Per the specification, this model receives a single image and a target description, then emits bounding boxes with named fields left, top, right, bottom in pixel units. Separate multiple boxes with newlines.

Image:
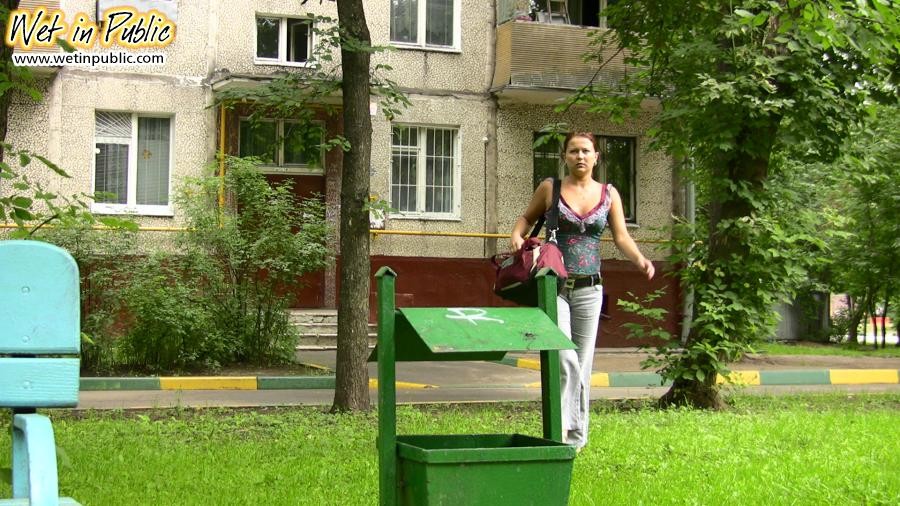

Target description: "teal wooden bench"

left=1, top=241, right=81, bottom=506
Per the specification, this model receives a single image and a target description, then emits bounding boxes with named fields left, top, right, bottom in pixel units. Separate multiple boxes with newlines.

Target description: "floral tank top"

left=547, top=184, right=612, bottom=276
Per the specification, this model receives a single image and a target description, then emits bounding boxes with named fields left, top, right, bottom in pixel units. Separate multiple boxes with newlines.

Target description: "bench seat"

left=2, top=241, right=82, bottom=506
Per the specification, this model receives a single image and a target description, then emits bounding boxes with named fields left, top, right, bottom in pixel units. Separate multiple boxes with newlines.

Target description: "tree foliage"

left=219, top=2, right=408, bottom=411
left=215, top=13, right=409, bottom=161
left=40, top=158, right=329, bottom=374
left=173, top=157, right=331, bottom=367
left=1, top=4, right=132, bottom=236
left=573, top=0, right=899, bottom=407
left=817, top=106, right=900, bottom=346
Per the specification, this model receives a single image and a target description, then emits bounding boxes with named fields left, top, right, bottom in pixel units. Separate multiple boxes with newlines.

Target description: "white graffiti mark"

left=445, top=308, right=505, bottom=326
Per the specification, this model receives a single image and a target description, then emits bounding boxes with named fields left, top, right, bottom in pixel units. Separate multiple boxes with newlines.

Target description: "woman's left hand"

left=639, top=257, right=655, bottom=280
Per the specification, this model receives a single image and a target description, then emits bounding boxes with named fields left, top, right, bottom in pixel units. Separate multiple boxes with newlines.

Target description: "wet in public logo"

left=5, top=5, right=176, bottom=51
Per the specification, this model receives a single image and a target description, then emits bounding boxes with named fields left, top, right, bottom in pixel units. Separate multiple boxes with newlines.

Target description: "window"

left=566, top=0, right=619, bottom=28
left=532, top=132, right=636, bottom=222
left=532, top=135, right=563, bottom=189
left=391, top=125, right=459, bottom=218
left=390, top=0, right=460, bottom=50
left=239, top=119, right=323, bottom=173
left=255, top=16, right=312, bottom=64
left=93, top=111, right=172, bottom=216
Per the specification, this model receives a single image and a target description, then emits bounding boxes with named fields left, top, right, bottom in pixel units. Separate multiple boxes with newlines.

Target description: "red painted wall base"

left=359, top=256, right=680, bottom=348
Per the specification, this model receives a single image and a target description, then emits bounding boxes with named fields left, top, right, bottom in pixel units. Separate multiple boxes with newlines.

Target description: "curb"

left=79, top=368, right=900, bottom=391
left=495, top=358, right=900, bottom=387
left=79, top=376, right=437, bottom=391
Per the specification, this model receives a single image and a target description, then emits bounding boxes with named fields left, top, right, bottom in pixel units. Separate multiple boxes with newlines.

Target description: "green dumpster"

left=374, top=267, right=577, bottom=506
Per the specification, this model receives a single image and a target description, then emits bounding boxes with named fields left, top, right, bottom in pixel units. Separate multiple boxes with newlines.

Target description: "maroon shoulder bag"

left=492, top=178, right=568, bottom=306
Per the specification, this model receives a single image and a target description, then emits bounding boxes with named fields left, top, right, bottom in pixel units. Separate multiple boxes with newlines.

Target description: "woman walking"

left=510, top=132, right=655, bottom=448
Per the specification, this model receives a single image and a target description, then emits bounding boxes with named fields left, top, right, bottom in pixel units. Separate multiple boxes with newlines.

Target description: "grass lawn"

left=2, top=394, right=898, bottom=505
left=756, top=341, right=900, bottom=358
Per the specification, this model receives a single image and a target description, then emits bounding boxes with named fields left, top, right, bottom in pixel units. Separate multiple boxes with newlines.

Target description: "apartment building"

left=7, top=0, right=680, bottom=345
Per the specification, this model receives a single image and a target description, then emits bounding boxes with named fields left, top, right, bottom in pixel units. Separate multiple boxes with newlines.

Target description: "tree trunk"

left=331, top=0, right=373, bottom=412
left=0, top=0, right=23, bottom=162
left=861, top=308, right=868, bottom=344
left=867, top=296, right=879, bottom=350
left=659, top=374, right=728, bottom=410
left=661, top=120, right=778, bottom=409
left=846, top=295, right=861, bottom=344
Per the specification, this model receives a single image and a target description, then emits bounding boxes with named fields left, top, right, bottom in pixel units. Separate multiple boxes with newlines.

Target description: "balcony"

left=491, top=20, right=630, bottom=104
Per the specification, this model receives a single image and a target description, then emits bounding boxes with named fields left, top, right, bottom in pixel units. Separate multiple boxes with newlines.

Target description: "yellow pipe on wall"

left=1, top=224, right=665, bottom=243
left=369, top=229, right=668, bottom=244
left=0, top=224, right=190, bottom=232
left=371, top=230, right=509, bottom=239
left=1, top=223, right=667, bottom=243
left=217, top=103, right=226, bottom=221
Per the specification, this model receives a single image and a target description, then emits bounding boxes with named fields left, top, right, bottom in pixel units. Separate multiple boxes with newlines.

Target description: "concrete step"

left=289, top=309, right=338, bottom=325
left=290, top=308, right=377, bottom=349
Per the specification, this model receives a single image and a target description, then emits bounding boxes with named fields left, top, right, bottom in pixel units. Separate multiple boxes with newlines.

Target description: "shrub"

left=118, top=255, right=225, bottom=373
left=36, top=157, right=330, bottom=373
left=171, top=157, right=331, bottom=365
left=34, top=217, right=138, bottom=374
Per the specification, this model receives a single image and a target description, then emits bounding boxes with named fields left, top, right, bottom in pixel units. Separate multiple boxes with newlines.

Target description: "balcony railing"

left=491, top=20, right=629, bottom=100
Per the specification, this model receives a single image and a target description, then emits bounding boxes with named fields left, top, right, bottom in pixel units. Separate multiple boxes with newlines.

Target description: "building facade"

left=8, top=0, right=681, bottom=346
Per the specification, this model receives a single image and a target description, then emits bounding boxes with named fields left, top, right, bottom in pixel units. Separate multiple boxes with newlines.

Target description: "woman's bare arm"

left=607, top=186, right=655, bottom=280
left=510, top=178, right=553, bottom=250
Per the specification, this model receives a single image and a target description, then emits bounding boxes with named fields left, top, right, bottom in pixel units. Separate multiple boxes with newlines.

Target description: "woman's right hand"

left=510, top=179, right=553, bottom=252
left=511, top=235, right=525, bottom=251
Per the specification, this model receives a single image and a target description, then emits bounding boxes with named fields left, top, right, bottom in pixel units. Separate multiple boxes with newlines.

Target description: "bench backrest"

left=0, top=240, right=80, bottom=408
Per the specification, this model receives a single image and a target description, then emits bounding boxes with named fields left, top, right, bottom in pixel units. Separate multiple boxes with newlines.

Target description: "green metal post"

left=537, top=272, right=563, bottom=442
left=376, top=268, right=397, bottom=506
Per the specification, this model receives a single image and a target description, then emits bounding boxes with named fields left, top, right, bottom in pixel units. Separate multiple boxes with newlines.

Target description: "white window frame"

left=91, top=112, right=174, bottom=217
left=254, top=15, right=314, bottom=67
left=390, top=0, right=462, bottom=52
left=389, top=124, right=461, bottom=221
left=238, top=117, right=325, bottom=175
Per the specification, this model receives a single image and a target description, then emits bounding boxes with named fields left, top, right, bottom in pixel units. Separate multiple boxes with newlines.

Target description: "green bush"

left=119, top=255, right=224, bottom=373
left=36, top=157, right=330, bottom=373
left=827, top=307, right=853, bottom=344
left=114, top=157, right=331, bottom=369
left=35, top=218, right=138, bottom=374
left=171, top=157, right=330, bottom=365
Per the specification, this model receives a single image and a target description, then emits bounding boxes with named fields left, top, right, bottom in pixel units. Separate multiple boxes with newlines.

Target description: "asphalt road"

left=75, top=349, right=900, bottom=410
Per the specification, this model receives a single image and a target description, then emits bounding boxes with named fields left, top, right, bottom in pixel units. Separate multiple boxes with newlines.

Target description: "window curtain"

left=136, top=117, right=170, bottom=206
left=94, top=144, right=128, bottom=204
left=425, top=127, right=454, bottom=213
left=94, top=111, right=131, bottom=204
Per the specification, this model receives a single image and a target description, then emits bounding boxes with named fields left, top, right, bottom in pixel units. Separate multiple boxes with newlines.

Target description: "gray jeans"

left=557, top=283, right=603, bottom=448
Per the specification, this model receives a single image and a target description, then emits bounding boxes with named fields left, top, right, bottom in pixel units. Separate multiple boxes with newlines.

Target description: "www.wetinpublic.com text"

left=13, top=51, right=166, bottom=67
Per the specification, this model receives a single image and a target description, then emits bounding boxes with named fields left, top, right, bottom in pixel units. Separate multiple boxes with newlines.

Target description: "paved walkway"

left=75, top=350, right=900, bottom=410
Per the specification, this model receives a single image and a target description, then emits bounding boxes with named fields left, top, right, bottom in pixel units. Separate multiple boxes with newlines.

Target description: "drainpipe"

left=483, top=2, right=500, bottom=258
left=680, top=161, right=695, bottom=345
left=218, top=103, right=226, bottom=223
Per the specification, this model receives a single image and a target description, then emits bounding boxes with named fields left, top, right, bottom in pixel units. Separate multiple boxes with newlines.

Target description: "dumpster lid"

left=394, top=307, right=575, bottom=355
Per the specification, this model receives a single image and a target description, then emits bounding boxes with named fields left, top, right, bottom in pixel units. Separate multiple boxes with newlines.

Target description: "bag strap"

left=529, top=177, right=562, bottom=240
